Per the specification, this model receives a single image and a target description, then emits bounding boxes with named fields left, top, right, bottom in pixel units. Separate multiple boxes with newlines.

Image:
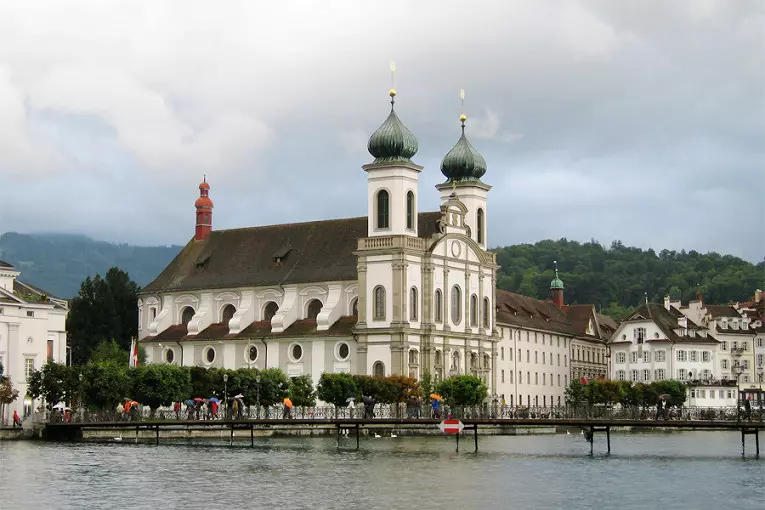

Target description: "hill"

left=495, top=239, right=764, bottom=320
left=1, top=233, right=761, bottom=320
left=0, top=233, right=182, bottom=298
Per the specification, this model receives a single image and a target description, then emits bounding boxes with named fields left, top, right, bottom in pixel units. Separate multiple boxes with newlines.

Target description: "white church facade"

left=139, top=90, right=499, bottom=394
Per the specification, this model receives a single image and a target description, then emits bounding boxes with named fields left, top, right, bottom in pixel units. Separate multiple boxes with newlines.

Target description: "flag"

left=129, top=338, right=139, bottom=368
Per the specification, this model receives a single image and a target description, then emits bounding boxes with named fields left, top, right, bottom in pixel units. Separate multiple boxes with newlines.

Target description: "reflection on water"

left=0, top=431, right=763, bottom=510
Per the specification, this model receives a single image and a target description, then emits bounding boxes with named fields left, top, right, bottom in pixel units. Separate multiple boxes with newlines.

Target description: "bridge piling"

left=606, top=426, right=611, bottom=454
left=251, top=424, right=254, bottom=447
left=356, top=424, right=360, bottom=449
left=230, top=424, right=234, bottom=446
left=155, top=426, right=159, bottom=446
left=474, top=425, right=479, bottom=452
left=456, top=430, right=460, bottom=452
left=336, top=424, right=340, bottom=448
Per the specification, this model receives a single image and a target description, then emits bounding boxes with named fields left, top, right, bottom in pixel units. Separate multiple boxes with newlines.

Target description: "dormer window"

left=634, top=327, right=646, bottom=344
left=721, top=319, right=728, bottom=330
left=273, top=245, right=292, bottom=266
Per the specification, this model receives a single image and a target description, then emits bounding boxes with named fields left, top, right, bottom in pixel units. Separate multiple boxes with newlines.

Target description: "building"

left=0, top=260, right=68, bottom=424
left=608, top=302, right=720, bottom=384
left=493, top=268, right=615, bottom=408
left=139, top=90, right=499, bottom=393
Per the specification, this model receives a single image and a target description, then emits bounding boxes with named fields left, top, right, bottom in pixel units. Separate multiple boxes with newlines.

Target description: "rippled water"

left=1, top=431, right=763, bottom=509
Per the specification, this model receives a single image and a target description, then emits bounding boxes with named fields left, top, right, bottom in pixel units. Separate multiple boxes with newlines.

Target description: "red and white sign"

left=439, top=419, right=464, bottom=434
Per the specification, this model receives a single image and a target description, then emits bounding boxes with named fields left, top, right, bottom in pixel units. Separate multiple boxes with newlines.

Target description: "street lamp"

left=732, top=361, right=744, bottom=420
left=78, top=372, right=83, bottom=419
left=256, top=374, right=261, bottom=419
left=223, top=373, right=229, bottom=404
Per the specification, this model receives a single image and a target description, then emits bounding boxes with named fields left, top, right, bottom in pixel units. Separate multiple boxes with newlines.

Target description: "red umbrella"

left=193, top=397, right=205, bottom=403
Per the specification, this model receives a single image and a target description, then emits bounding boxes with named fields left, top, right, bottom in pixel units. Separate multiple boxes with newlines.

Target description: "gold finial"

left=389, top=88, right=397, bottom=97
left=459, top=89, right=467, bottom=128
left=389, top=61, right=397, bottom=104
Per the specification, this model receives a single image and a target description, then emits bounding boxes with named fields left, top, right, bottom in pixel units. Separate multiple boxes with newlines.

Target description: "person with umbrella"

left=209, top=398, right=219, bottom=419
left=430, top=394, right=442, bottom=419
left=362, top=396, right=376, bottom=419
left=346, top=397, right=355, bottom=419
left=656, top=395, right=666, bottom=421
left=282, top=398, right=293, bottom=419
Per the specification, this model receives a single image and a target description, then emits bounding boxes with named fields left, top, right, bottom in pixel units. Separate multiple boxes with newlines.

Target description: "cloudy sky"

left=1, top=0, right=763, bottom=262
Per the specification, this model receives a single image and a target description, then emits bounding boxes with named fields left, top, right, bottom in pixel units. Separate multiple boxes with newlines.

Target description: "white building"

left=0, top=260, right=68, bottom=424
left=608, top=302, right=719, bottom=385
left=139, top=91, right=498, bottom=393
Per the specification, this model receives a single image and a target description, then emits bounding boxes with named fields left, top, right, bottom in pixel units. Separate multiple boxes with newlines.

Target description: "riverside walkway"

left=43, top=406, right=763, bottom=457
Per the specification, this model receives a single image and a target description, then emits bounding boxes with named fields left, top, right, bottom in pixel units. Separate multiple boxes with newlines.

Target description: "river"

left=0, top=431, right=763, bottom=509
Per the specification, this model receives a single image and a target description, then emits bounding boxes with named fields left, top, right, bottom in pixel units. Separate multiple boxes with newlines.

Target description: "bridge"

left=42, top=406, right=763, bottom=457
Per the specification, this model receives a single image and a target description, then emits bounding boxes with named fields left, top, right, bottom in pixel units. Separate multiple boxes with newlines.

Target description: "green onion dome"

left=440, top=115, right=487, bottom=182
left=367, top=89, right=419, bottom=164
left=550, top=263, right=564, bottom=289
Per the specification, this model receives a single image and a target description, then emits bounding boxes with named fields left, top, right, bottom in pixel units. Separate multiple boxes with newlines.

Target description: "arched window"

left=483, top=353, right=490, bottom=369
left=451, top=351, right=461, bottom=370
left=406, top=190, right=414, bottom=230
left=376, top=190, right=389, bottom=229
left=373, top=361, right=385, bottom=377
left=435, top=350, right=443, bottom=365
left=477, top=208, right=484, bottom=244
left=350, top=298, right=358, bottom=317
left=263, top=301, right=279, bottom=322
left=451, top=285, right=462, bottom=325
left=409, top=349, right=418, bottom=364
left=471, top=352, right=478, bottom=369
left=434, top=289, right=443, bottom=323
left=470, top=294, right=478, bottom=326
left=410, top=287, right=418, bottom=321
left=306, top=299, right=323, bottom=320
left=181, top=306, right=195, bottom=326
left=221, top=304, right=236, bottom=324
left=482, top=297, right=490, bottom=328
left=373, top=286, right=386, bottom=320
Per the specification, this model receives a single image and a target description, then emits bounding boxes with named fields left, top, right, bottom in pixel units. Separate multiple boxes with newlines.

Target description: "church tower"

left=551, top=261, right=565, bottom=309
left=363, top=88, right=421, bottom=237
left=195, top=178, right=214, bottom=241
left=436, top=105, right=491, bottom=249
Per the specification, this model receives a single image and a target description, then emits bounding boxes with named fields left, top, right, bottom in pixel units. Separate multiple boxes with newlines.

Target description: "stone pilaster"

left=443, top=266, right=451, bottom=331
left=464, top=270, right=471, bottom=333
left=356, top=260, right=367, bottom=328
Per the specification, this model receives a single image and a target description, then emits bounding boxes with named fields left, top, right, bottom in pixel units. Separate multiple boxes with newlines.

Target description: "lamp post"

left=78, top=372, right=83, bottom=420
left=256, top=374, right=261, bottom=419
left=223, top=373, right=228, bottom=406
left=732, top=361, right=744, bottom=420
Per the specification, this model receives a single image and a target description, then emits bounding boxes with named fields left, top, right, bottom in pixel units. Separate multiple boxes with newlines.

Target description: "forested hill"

left=0, top=233, right=182, bottom=299
left=495, top=239, right=764, bottom=320
left=1, top=232, right=761, bottom=318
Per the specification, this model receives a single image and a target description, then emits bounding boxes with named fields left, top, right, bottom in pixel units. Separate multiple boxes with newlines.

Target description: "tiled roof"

left=627, top=304, right=718, bottom=344
left=496, top=290, right=577, bottom=336
left=705, top=305, right=742, bottom=318
left=0, top=260, right=14, bottom=268
left=141, top=213, right=442, bottom=294
left=141, top=316, right=358, bottom=343
left=714, top=325, right=757, bottom=336
left=563, top=305, right=593, bottom=336
left=597, top=313, right=619, bottom=334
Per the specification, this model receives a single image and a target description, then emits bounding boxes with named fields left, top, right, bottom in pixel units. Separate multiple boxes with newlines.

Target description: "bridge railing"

left=46, top=404, right=764, bottom=425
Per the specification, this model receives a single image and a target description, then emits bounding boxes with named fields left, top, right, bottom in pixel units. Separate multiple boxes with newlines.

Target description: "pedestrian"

left=347, top=399, right=355, bottom=419
left=656, top=398, right=664, bottom=421
left=12, top=409, right=21, bottom=428
left=116, top=402, right=124, bottom=421
left=173, top=401, right=181, bottom=419
left=282, top=404, right=292, bottom=419
left=432, top=399, right=440, bottom=419
left=211, top=400, right=219, bottom=419
left=744, top=398, right=751, bottom=420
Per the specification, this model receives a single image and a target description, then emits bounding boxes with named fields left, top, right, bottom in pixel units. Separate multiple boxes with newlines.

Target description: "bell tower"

left=195, top=177, right=214, bottom=241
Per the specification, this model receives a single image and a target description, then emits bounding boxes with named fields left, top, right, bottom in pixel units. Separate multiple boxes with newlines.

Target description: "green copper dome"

left=367, top=92, right=418, bottom=165
left=550, top=264, right=564, bottom=289
left=440, top=118, right=487, bottom=182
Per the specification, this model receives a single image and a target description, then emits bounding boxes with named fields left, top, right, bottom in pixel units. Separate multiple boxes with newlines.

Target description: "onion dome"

left=367, top=89, right=419, bottom=165
left=440, top=114, right=487, bottom=182
left=550, top=261, right=564, bottom=290
left=195, top=177, right=213, bottom=208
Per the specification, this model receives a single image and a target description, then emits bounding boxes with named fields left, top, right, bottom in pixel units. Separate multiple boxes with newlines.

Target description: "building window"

left=263, top=301, right=279, bottom=321
left=631, top=352, right=638, bottom=363
left=24, top=359, right=34, bottom=380
left=26, top=310, right=34, bottom=318
left=677, top=350, right=687, bottom=362
left=678, top=369, right=687, bottom=380
left=221, top=304, right=236, bottom=324
left=47, top=339, right=54, bottom=361
left=617, top=370, right=625, bottom=381
left=721, top=359, right=728, bottom=370
left=721, top=341, right=728, bottom=351
left=165, top=349, right=175, bottom=364
left=376, top=190, right=389, bottom=229
left=434, top=350, right=443, bottom=366
left=631, top=370, right=639, bottom=381
left=655, top=350, right=665, bottom=362
left=306, top=299, right=323, bottom=320
left=150, top=307, right=157, bottom=322
left=408, top=349, right=419, bottom=365
left=689, top=351, right=698, bottom=362
left=500, top=347, right=504, bottom=360
left=373, top=361, right=385, bottom=377
left=350, top=298, right=358, bottom=317
left=406, top=190, right=414, bottom=230
left=557, top=374, right=561, bottom=386
left=757, top=338, right=763, bottom=348
left=655, top=369, right=665, bottom=381
left=181, top=306, right=195, bottom=326
left=247, top=345, right=258, bottom=362
left=434, top=290, right=443, bottom=323
left=373, top=286, right=386, bottom=320
left=482, top=298, right=490, bottom=328
left=335, top=342, right=349, bottom=361
left=470, top=295, right=478, bottom=326
left=634, top=327, right=646, bottom=344
left=476, top=208, right=484, bottom=244
left=205, top=347, right=216, bottom=364
left=290, top=343, right=303, bottom=362
left=535, top=351, right=538, bottom=364
left=616, top=352, right=625, bottom=364
left=702, top=351, right=711, bottom=362
left=451, top=285, right=462, bottom=325
left=642, top=369, right=650, bottom=381
left=410, top=287, right=418, bottom=321
left=643, top=351, right=650, bottom=363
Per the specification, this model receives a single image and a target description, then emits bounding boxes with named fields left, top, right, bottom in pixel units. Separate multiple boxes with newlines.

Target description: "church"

left=139, top=88, right=499, bottom=393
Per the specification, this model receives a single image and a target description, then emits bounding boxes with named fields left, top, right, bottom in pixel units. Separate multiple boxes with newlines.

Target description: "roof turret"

left=440, top=114, right=487, bottom=182
left=367, top=89, right=418, bottom=165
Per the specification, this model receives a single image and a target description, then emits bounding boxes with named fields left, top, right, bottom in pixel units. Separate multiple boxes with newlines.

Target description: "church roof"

left=0, top=260, right=14, bottom=268
left=495, top=290, right=578, bottom=336
left=141, top=212, right=442, bottom=294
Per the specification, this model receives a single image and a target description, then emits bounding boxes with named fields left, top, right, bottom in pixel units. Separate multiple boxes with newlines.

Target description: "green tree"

left=81, top=361, right=132, bottom=411
left=651, top=380, right=687, bottom=407
left=27, top=362, right=79, bottom=409
left=317, top=373, right=358, bottom=409
left=288, top=375, right=316, bottom=407
left=131, top=364, right=190, bottom=415
left=89, top=339, right=146, bottom=366
left=256, top=368, right=290, bottom=409
left=565, top=379, right=587, bottom=408
left=436, top=375, right=487, bottom=407
left=0, top=376, right=20, bottom=422
left=66, top=267, right=140, bottom=364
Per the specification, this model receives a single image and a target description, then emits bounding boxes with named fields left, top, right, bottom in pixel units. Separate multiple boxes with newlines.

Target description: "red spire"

left=195, top=176, right=213, bottom=241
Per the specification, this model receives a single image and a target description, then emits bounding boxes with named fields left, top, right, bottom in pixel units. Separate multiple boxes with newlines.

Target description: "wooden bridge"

left=43, top=416, right=763, bottom=457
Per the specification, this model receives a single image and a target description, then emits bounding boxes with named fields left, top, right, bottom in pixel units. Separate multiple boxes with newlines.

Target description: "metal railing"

left=47, top=403, right=764, bottom=425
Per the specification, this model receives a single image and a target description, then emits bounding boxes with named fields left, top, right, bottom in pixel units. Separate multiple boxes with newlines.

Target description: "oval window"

left=206, top=347, right=215, bottom=363
left=292, top=344, right=303, bottom=361
left=248, top=345, right=258, bottom=362
left=338, top=343, right=349, bottom=360
left=165, top=349, right=174, bottom=363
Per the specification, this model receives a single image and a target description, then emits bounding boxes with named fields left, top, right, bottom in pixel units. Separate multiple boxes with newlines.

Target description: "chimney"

left=194, top=177, right=214, bottom=241
left=664, top=295, right=670, bottom=311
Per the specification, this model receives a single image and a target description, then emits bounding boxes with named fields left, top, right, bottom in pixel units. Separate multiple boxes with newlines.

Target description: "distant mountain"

left=0, top=233, right=182, bottom=298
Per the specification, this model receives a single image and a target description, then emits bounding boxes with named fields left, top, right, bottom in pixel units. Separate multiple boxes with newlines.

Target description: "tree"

left=436, top=375, right=487, bottom=407
left=131, top=364, right=190, bottom=415
left=27, top=362, right=79, bottom=409
left=81, top=361, right=132, bottom=411
left=89, top=339, right=146, bottom=366
left=565, top=379, right=587, bottom=408
left=317, top=373, right=358, bottom=409
left=66, top=268, right=140, bottom=364
left=289, top=375, right=316, bottom=407
left=0, top=376, right=20, bottom=423
left=256, top=368, right=290, bottom=409
left=651, top=380, right=687, bottom=407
